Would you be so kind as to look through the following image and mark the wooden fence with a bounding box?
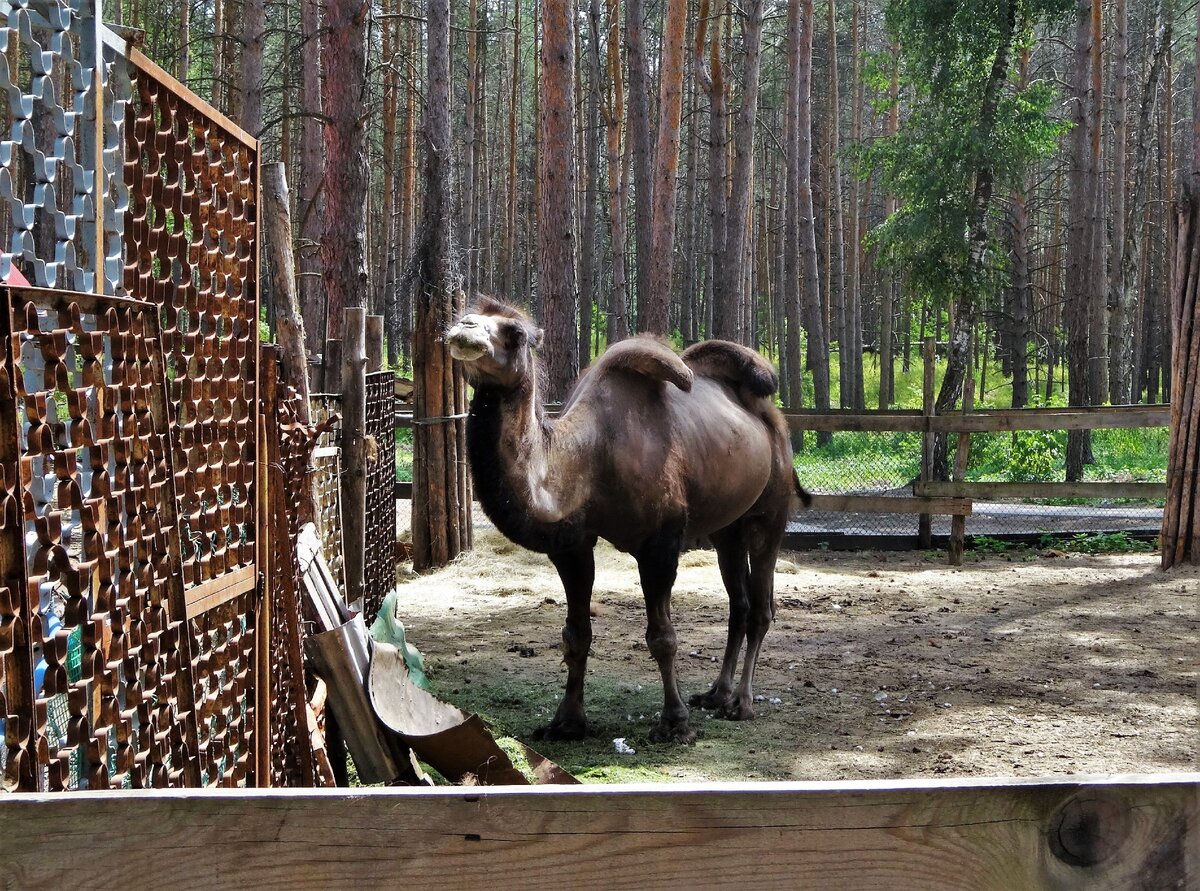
[0,10,318,792]
[2,774,1196,889]
[397,398,1169,561]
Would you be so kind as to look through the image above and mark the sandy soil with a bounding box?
[392,527,1198,783]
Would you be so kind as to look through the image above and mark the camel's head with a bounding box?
[448,296,544,390]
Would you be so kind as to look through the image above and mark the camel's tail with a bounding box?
[793,469,813,510]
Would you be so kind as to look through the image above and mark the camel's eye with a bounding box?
[503,324,527,350]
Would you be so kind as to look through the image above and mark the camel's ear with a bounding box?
[531,328,544,350]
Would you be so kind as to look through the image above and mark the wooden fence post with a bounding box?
[948,369,975,565]
[341,308,367,609]
[366,315,384,373]
[1163,189,1200,567]
[919,337,935,549]
[262,162,311,424]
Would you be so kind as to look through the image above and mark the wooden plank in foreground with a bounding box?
[2,776,1194,890]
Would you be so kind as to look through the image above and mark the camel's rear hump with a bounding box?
[680,341,778,398]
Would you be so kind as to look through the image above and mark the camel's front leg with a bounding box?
[636,530,695,744]
[534,543,596,741]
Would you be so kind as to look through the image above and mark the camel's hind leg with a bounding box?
[636,528,695,744]
[720,526,781,720]
[689,525,749,713]
[535,542,596,741]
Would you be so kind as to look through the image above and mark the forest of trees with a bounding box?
[116,0,1196,441]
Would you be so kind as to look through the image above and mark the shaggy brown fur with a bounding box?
[448,298,800,743]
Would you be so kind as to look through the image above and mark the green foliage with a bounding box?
[1041,531,1156,555]
[863,0,1072,307]
[396,427,414,482]
[971,428,1064,482]
[1088,427,1169,483]
[793,429,922,491]
[969,535,1025,554]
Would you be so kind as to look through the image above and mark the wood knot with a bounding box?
[1047,791,1133,868]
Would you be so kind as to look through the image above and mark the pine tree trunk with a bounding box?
[1107,0,1130,403]
[539,0,580,398]
[413,0,471,570]
[681,56,702,346]
[698,0,732,340]
[1008,46,1032,409]
[847,0,865,410]
[826,0,849,407]
[322,0,370,599]
[880,44,900,405]
[1087,0,1108,406]
[580,0,601,360]
[625,0,653,322]
[299,0,326,373]
[798,0,830,429]
[240,0,265,136]
[783,0,803,417]
[716,0,765,346]
[641,0,689,334]
[599,0,629,343]
[1113,2,1170,406]
[1066,0,1095,481]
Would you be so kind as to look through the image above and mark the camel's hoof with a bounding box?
[649,721,697,745]
[532,717,588,741]
[688,689,729,710]
[716,699,755,722]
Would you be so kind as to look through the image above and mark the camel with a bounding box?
[447,297,805,743]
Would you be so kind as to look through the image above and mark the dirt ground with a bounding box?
[392,526,1198,784]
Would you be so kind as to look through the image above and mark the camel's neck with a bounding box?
[466,381,586,554]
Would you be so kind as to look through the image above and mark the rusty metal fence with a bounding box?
[0,9,318,791]
[309,374,396,627]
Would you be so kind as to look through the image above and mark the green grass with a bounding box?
[396,427,413,482]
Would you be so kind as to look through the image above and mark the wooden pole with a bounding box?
[918,337,935,549]
[256,348,278,786]
[948,364,975,566]
[366,315,384,373]
[262,163,312,424]
[341,308,367,606]
[1163,191,1200,567]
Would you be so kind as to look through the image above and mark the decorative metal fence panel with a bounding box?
[309,393,344,598]
[122,52,259,590]
[0,0,112,291]
[3,286,200,790]
[0,4,318,792]
[264,369,317,788]
[363,371,395,624]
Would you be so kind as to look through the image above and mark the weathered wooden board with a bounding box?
[398,405,1170,435]
[917,481,1168,501]
[808,494,973,516]
[0,776,1195,890]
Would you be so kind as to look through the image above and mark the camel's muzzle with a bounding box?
[447,319,492,361]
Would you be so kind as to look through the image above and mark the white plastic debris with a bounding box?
[613,738,636,756]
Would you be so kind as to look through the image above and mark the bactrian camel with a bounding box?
[448,297,806,743]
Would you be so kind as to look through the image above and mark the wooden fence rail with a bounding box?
[397,401,1169,560]
[397,403,1171,435]
[1,774,1195,890]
